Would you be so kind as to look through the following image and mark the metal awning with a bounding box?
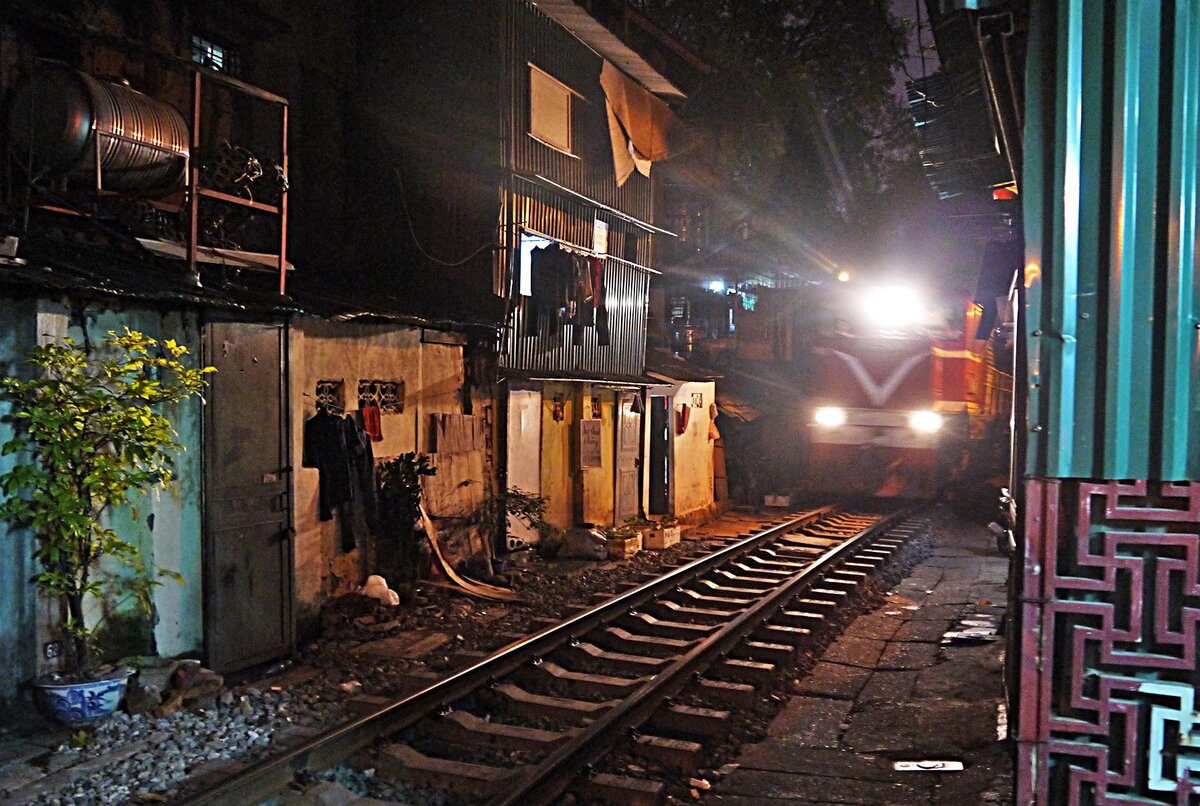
[531,0,686,99]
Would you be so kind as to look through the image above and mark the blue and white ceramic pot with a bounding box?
[34,668,133,726]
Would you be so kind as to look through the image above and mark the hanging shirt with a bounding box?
[302,409,354,521]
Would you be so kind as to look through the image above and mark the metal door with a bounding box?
[203,322,291,672]
[614,393,641,522]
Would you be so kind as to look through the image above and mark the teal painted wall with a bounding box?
[0,299,40,706]
[0,300,205,698]
[1024,0,1200,480]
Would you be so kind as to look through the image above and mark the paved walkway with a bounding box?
[707,509,1013,805]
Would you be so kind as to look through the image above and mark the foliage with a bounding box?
[0,329,213,676]
[632,0,930,275]
[483,487,564,557]
[377,452,437,526]
[376,452,437,580]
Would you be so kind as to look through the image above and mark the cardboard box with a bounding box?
[645,525,681,550]
[607,533,642,559]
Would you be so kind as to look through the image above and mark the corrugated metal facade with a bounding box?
[504,0,655,220]
[1024,0,1200,480]
[497,0,655,378]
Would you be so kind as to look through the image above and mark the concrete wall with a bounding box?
[671,381,716,520]
[0,300,206,699]
[289,316,470,617]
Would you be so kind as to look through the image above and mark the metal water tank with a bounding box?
[7,65,189,194]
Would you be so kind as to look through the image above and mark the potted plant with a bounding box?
[646,513,681,550]
[604,524,642,559]
[0,329,212,725]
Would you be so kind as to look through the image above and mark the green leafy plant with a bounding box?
[377,452,437,580]
[605,524,636,540]
[483,487,564,557]
[0,329,212,677]
[658,513,679,527]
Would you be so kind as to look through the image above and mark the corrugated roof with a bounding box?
[645,348,721,383]
[0,228,501,331]
[531,0,686,99]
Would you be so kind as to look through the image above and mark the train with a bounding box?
[802,284,1013,498]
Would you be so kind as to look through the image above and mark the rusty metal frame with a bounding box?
[186,66,289,293]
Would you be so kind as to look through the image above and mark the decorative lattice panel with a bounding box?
[1018,480,1200,805]
[357,380,404,413]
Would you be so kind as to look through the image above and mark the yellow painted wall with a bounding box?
[672,381,716,519]
[289,316,468,614]
[540,382,574,529]
[582,389,616,527]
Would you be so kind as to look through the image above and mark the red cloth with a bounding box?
[676,404,690,435]
[360,405,383,442]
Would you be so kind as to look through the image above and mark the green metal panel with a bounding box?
[1025,0,1200,480]
[1164,0,1200,478]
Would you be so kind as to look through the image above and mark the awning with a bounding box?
[601,61,676,187]
[531,1,686,99]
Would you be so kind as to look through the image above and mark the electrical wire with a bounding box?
[392,167,499,267]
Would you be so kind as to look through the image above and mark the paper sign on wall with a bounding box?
[580,418,602,469]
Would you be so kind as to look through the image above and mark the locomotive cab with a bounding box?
[803,286,969,498]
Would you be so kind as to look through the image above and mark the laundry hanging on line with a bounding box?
[524,242,610,344]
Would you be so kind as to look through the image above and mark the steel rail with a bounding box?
[491,505,913,806]
[179,506,836,806]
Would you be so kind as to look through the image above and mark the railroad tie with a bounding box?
[373,743,516,800]
[489,682,619,726]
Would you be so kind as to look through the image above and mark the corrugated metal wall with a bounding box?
[505,0,654,222]
[1025,0,1200,480]
[502,251,649,377]
[497,0,654,378]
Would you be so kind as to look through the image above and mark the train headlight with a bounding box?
[909,410,943,433]
[862,286,923,327]
[814,406,848,427]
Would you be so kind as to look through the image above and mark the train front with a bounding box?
[804,285,963,498]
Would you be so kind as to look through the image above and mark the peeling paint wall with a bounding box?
[671,382,716,520]
[540,382,575,529]
[289,316,472,619]
[0,300,205,699]
[0,298,40,705]
[581,389,616,527]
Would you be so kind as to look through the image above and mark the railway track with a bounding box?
[180,502,927,806]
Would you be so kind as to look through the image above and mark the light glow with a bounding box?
[836,270,851,283]
[861,285,924,328]
[909,411,943,433]
[814,406,848,427]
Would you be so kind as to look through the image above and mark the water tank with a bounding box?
[7,66,189,194]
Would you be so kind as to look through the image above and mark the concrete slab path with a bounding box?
[706,508,1013,805]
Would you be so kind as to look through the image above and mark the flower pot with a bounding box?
[646,525,680,550]
[34,667,133,726]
